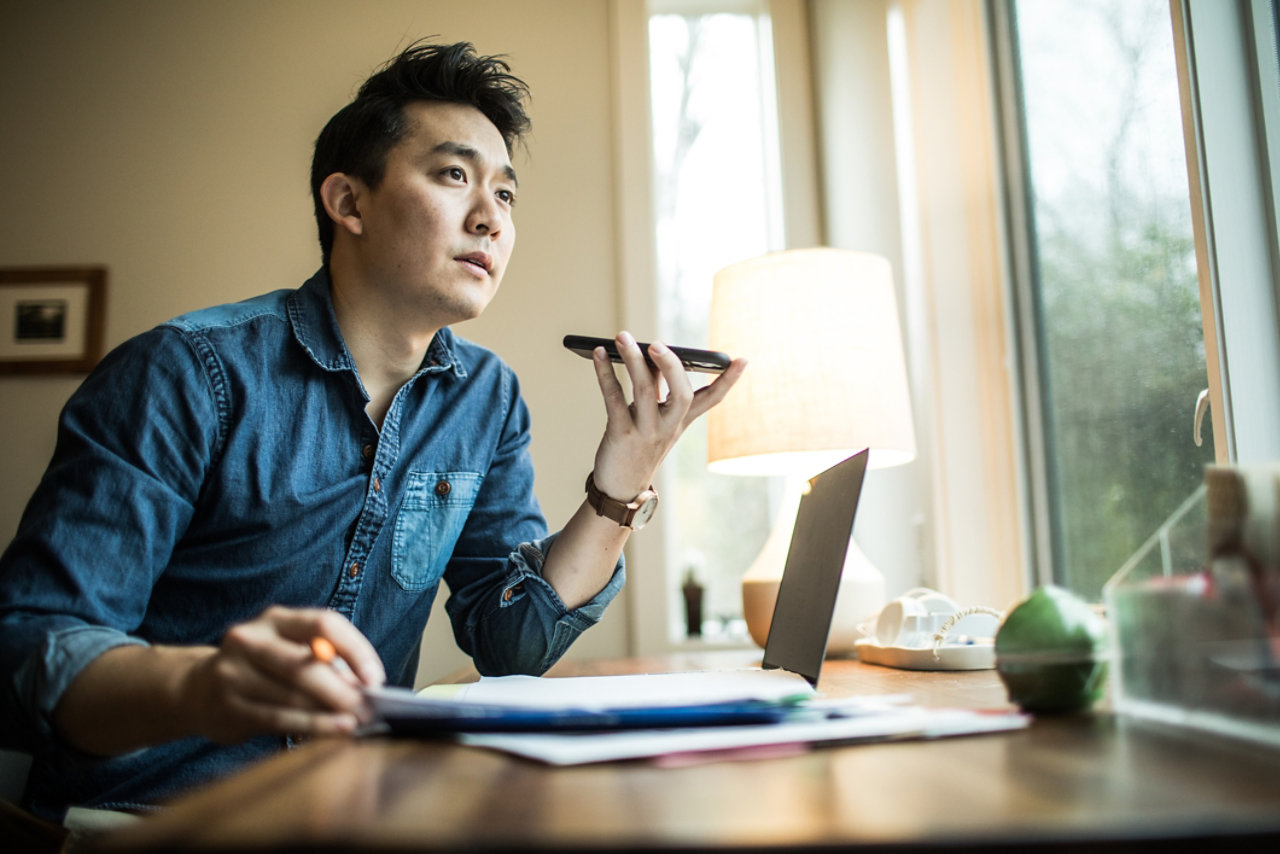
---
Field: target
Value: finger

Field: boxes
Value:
[191,645,363,744]
[294,658,369,718]
[615,331,659,426]
[212,649,321,710]
[235,654,376,728]
[234,658,369,724]
[264,606,386,687]
[685,357,749,423]
[308,636,361,689]
[645,340,693,418]
[223,694,361,742]
[591,345,631,424]
[221,618,368,718]
[311,612,386,689]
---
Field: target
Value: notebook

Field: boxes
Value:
[366,449,870,734]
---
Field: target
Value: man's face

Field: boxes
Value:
[352,100,517,328]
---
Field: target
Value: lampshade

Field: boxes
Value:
[707,248,917,475]
[708,248,917,652]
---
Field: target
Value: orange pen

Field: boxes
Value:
[310,636,356,680]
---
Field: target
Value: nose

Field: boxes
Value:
[467,191,506,238]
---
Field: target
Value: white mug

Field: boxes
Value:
[873,588,959,648]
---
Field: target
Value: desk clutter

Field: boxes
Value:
[369,462,1273,765]
[854,588,1003,671]
[1105,463,1280,747]
[365,670,1028,765]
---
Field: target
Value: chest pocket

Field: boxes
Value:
[391,471,482,591]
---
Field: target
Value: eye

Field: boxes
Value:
[497,188,516,206]
[442,166,466,182]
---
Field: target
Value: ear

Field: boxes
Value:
[319,172,364,238]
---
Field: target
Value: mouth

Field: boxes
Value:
[456,252,494,276]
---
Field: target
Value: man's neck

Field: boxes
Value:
[327,266,440,429]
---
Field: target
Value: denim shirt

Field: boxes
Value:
[0,270,624,820]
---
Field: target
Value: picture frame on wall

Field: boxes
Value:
[0,267,107,375]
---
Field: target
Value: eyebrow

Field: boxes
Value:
[432,141,519,187]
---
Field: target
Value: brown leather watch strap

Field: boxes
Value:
[584,472,659,530]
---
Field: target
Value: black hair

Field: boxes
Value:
[310,41,531,265]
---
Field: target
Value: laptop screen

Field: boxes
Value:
[761,450,869,686]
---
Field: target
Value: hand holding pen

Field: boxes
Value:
[183,606,386,744]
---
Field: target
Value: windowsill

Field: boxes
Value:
[662,635,757,654]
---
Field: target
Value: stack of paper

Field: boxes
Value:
[365,669,816,734]
[364,670,1029,764]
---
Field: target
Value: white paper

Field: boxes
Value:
[446,669,817,710]
[459,706,1029,765]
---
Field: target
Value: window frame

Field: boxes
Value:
[879,0,1028,611]
[987,0,1053,585]
[1172,0,1280,465]
[610,0,819,654]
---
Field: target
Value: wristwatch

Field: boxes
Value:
[584,472,659,530]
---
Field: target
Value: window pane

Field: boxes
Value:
[649,12,781,641]
[1012,0,1215,599]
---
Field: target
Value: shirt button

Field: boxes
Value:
[435,480,452,497]
[348,563,360,579]
[503,588,514,602]
[373,477,381,493]
[361,444,375,461]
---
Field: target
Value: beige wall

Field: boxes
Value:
[0,0,632,684]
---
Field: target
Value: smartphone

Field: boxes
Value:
[562,334,731,375]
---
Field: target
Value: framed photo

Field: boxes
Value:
[0,267,107,375]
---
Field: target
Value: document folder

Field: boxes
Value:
[366,669,817,735]
[366,687,799,735]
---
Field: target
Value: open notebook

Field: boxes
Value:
[365,451,871,734]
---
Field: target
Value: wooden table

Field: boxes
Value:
[98,651,1280,852]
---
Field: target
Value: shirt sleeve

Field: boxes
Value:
[442,366,624,676]
[0,326,220,753]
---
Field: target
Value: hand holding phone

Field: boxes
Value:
[563,334,731,374]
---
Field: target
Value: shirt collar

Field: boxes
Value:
[421,327,468,379]
[287,269,468,380]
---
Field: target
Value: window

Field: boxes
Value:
[997,0,1216,599]
[620,0,1280,644]
[645,2,785,643]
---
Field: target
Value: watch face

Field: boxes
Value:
[631,492,659,530]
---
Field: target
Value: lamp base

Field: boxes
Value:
[742,576,781,649]
[742,539,886,655]
[827,539,888,655]
[740,478,804,648]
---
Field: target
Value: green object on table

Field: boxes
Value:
[995,585,1109,713]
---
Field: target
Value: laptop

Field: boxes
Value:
[368,449,869,732]
[762,448,869,686]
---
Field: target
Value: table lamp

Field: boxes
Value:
[707,247,917,654]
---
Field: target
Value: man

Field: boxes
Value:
[0,41,744,821]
